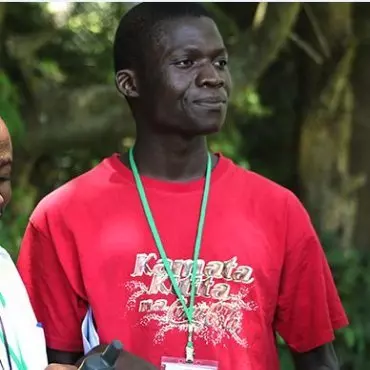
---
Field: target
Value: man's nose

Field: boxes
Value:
[196,63,225,88]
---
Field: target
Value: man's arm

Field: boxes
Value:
[290,343,339,370]
[274,193,348,369]
[17,221,88,359]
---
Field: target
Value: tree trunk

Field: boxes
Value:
[298,3,365,248]
[350,4,370,249]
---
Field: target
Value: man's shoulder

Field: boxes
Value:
[224,158,308,224]
[30,156,114,223]
[0,246,17,281]
[0,246,12,263]
[229,159,295,202]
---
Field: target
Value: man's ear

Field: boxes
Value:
[116,69,139,98]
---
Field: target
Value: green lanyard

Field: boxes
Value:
[0,293,28,370]
[129,147,212,363]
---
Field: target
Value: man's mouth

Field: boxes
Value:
[193,97,227,110]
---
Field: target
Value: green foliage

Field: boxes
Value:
[210,85,272,170]
[0,72,25,144]
[233,86,272,117]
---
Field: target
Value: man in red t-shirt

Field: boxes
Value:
[17,3,348,370]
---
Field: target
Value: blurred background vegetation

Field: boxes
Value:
[0,2,369,369]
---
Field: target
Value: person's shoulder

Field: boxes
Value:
[30,155,116,224]
[221,156,308,225]
[0,246,12,262]
[0,247,17,276]
[231,159,313,222]
[225,157,313,243]
[225,156,296,202]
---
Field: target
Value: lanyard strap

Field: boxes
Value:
[129,147,212,362]
[0,293,27,370]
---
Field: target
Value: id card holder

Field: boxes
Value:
[161,357,218,370]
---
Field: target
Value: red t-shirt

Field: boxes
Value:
[17,154,348,370]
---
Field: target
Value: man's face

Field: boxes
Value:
[139,16,232,136]
[0,125,12,218]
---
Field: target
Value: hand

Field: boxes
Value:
[45,365,77,370]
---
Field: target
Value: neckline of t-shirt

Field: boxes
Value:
[106,152,233,193]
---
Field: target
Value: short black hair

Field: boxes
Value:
[113,2,213,75]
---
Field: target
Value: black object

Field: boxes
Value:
[79,340,123,370]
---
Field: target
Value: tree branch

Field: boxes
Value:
[17,114,135,158]
[303,3,331,58]
[308,37,356,125]
[12,84,134,157]
[289,32,324,64]
[231,3,302,90]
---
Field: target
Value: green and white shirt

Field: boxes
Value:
[0,247,48,370]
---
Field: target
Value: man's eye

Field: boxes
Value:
[175,60,194,69]
[214,59,228,69]
[0,176,11,182]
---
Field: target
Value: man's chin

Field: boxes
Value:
[155,119,224,137]
[190,121,224,136]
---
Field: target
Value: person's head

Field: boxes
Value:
[0,118,12,218]
[114,3,232,137]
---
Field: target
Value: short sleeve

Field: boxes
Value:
[274,193,349,353]
[17,220,87,353]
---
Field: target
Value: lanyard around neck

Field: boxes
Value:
[0,293,27,370]
[128,147,212,362]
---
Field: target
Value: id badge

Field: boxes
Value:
[161,357,218,370]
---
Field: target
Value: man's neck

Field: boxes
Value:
[122,133,215,182]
